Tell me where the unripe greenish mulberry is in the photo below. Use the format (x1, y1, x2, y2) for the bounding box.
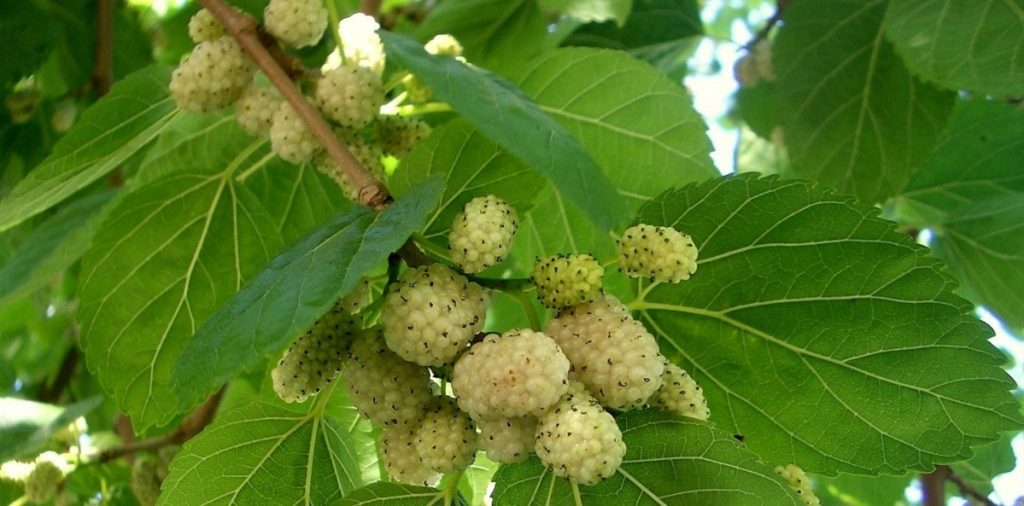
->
(315, 65, 383, 129)
(264, 0, 327, 48)
(170, 37, 255, 113)
(130, 457, 161, 506)
(314, 134, 386, 202)
(379, 424, 439, 486)
(477, 415, 536, 463)
(531, 254, 604, 309)
(453, 328, 569, 419)
(649, 362, 709, 420)
(375, 115, 431, 158)
(413, 398, 478, 473)
(535, 384, 625, 485)
(545, 295, 663, 410)
(187, 8, 226, 43)
(618, 224, 698, 283)
(234, 83, 281, 137)
(271, 301, 361, 403)
(380, 264, 489, 366)
(269, 100, 321, 164)
(342, 328, 433, 426)
(24, 452, 66, 504)
(449, 195, 518, 273)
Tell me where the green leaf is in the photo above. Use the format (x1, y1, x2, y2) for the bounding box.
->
(774, 0, 954, 203)
(390, 119, 544, 250)
(242, 160, 352, 244)
(633, 174, 1023, 474)
(381, 31, 628, 232)
(333, 482, 442, 506)
(562, 0, 703, 81)
(172, 176, 445, 414)
(513, 47, 716, 210)
(0, 65, 179, 233)
(540, 0, 633, 26)
(892, 100, 1024, 333)
(160, 388, 376, 506)
(0, 396, 101, 461)
(77, 123, 283, 430)
(492, 410, 802, 505)
(885, 0, 1024, 97)
(416, 0, 547, 71)
(0, 0, 59, 88)
(814, 473, 912, 506)
(949, 431, 1016, 497)
(0, 191, 113, 303)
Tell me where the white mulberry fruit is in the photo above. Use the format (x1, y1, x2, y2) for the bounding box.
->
(477, 416, 536, 463)
(234, 83, 280, 137)
(314, 134, 385, 202)
(130, 457, 161, 506)
(315, 65, 383, 129)
(342, 329, 433, 426)
(264, 0, 327, 48)
(380, 264, 489, 366)
(425, 34, 464, 57)
(375, 115, 431, 158)
(448, 195, 518, 274)
(531, 254, 604, 309)
(650, 362, 709, 420)
(187, 8, 226, 43)
(271, 302, 361, 403)
(170, 37, 255, 113)
(24, 452, 66, 504)
(618, 224, 698, 283)
(452, 328, 569, 419)
(775, 464, 820, 506)
(414, 398, 478, 473)
(269, 100, 321, 164)
(545, 295, 663, 410)
(379, 424, 439, 486)
(330, 13, 385, 76)
(535, 384, 625, 485)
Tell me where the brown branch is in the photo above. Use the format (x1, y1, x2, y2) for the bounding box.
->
(745, 1, 786, 50)
(920, 469, 946, 506)
(92, 0, 114, 96)
(99, 388, 226, 462)
(929, 465, 999, 506)
(360, 0, 383, 19)
(196, 0, 391, 210)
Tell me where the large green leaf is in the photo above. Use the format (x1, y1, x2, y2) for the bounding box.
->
(0, 0, 59, 88)
(333, 483, 444, 506)
(562, 0, 702, 81)
(514, 47, 715, 210)
(814, 473, 911, 506)
(0, 191, 113, 304)
(242, 160, 352, 244)
(160, 388, 376, 506)
(492, 410, 802, 505)
(172, 177, 445, 413)
(0, 397, 101, 461)
(391, 119, 544, 252)
(893, 100, 1024, 333)
(416, 0, 547, 71)
(632, 174, 1023, 474)
(77, 123, 283, 430)
(774, 0, 954, 203)
(381, 31, 627, 232)
(540, 0, 633, 26)
(885, 0, 1024, 97)
(0, 65, 179, 232)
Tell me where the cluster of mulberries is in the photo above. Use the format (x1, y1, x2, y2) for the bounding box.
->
(448, 195, 518, 273)
(775, 464, 821, 506)
(169, 36, 255, 113)
(23, 452, 67, 504)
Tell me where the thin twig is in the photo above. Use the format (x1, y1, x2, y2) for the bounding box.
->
(939, 466, 999, 506)
(196, 0, 390, 209)
(39, 347, 80, 403)
(745, 1, 787, 50)
(99, 387, 226, 462)
(92, 0, 114, 96)
(360, 0, 383, 19)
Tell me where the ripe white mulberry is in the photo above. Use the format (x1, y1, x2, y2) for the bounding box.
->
(380, 264, 489, 366)
(334, 13, 386, 76)
(264, 0, 328, 48)
(535, 384, 625, 485)
(476, 416, 536, 463)
(775, 464, 820, 506)
(342, 329, 433, 427)
(24, 452, 66, 504)
(234, 83, 280, 137)
(314, 134, 385, 202)
(187, 9, 226, 43)
(618, 224, 698, 283)
(448, 195, 518, 274)
(379, 424, 439, 486)
(375, 115, 431, 158)
(452, 328, 570, 419)
(130, 457, 161, 506)
(170, 37, 255, 113)
(413, 398, 478, 473)
(315, 65, 383, 129)
(545, 294, 663, 410)
(271, 302, 361, 403)
(531, 254, 604, 309)
(425, 34, 464, 57)
(269, 100, 321, 164)
(649, 362, 709, 420)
